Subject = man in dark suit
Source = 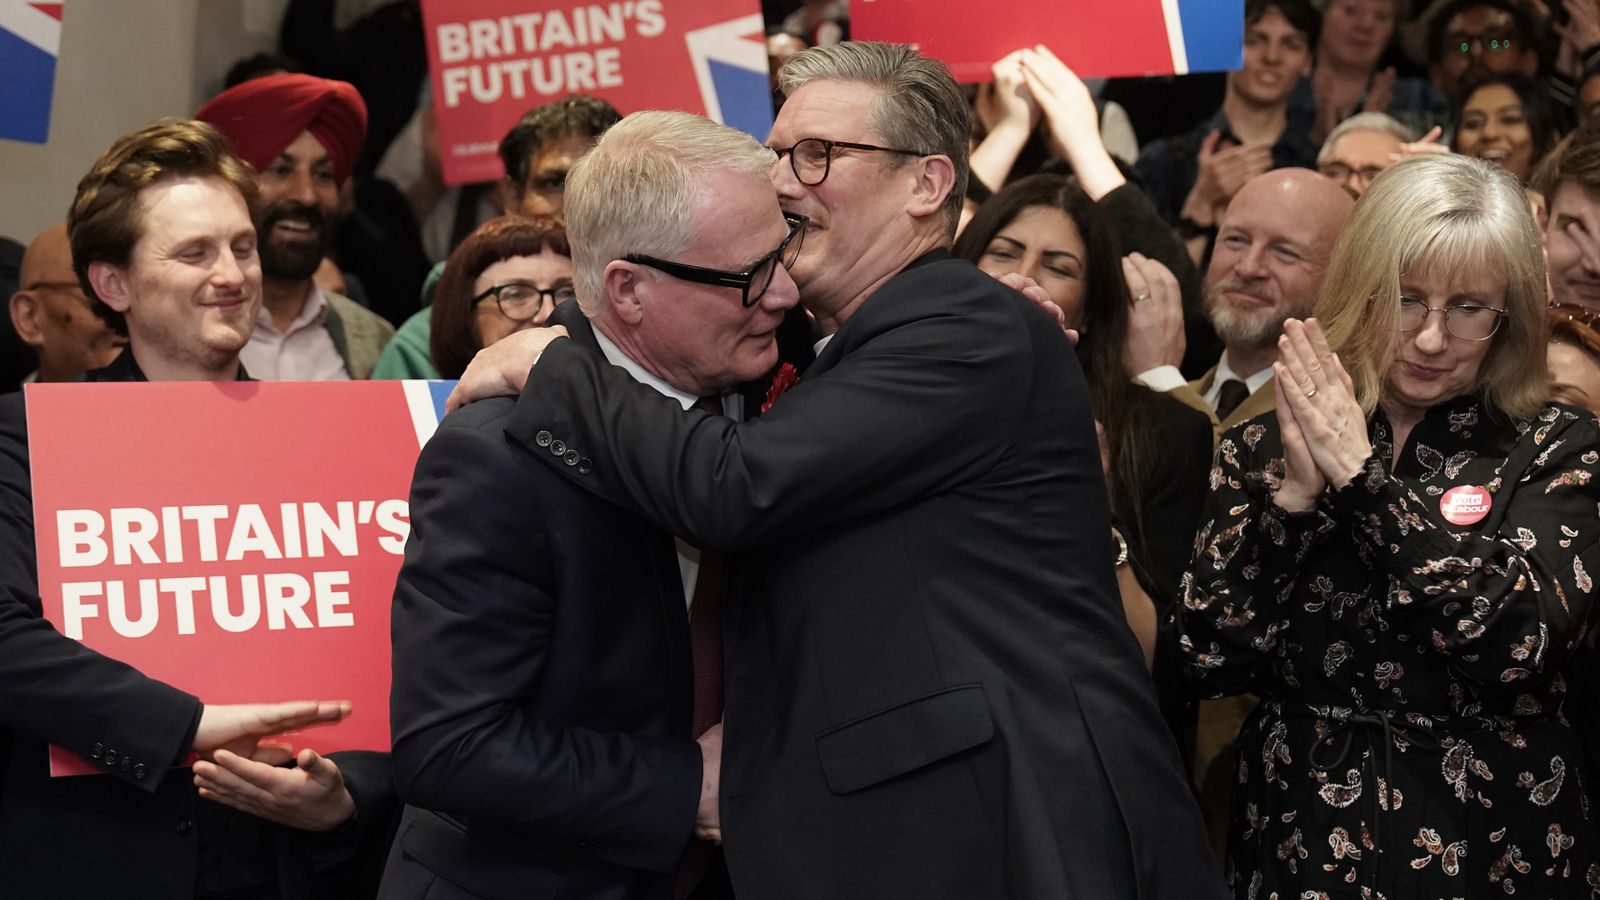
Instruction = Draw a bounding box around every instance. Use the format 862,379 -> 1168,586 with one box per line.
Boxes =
450,43 -> 1225,899
0,119 -> 394,898
379,110 -> 803,900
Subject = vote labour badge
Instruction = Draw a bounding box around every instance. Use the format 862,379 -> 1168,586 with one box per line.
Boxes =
1439,484 -> 1492,526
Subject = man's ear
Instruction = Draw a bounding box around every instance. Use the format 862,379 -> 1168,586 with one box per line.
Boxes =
8,292 -> 44,348
906,154 -> 956,220
87,261 -> 131,313
602,260 -> 648,325
1520,50 -> 1538,78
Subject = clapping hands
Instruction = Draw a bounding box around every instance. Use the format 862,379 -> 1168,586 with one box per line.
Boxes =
1271,319 -> 1372,511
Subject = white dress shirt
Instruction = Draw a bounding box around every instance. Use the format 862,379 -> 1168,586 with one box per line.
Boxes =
593,329 -> 739,608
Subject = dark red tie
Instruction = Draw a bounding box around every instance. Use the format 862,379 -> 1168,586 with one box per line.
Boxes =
675,397 -> 726,899
688,547 -> 724,740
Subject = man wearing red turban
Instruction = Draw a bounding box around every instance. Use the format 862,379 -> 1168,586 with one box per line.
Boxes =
198,73 -> 395,381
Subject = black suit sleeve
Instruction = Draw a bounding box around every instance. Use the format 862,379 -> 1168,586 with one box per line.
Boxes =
0,396 -> 200,791
505,279 -> 1034,550
389,419 -> 700,873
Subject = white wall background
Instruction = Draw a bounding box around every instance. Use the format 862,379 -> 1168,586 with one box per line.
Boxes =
0,0 -> 393,244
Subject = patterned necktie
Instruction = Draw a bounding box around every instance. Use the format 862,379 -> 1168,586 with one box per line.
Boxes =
1216,378 -> 1250,420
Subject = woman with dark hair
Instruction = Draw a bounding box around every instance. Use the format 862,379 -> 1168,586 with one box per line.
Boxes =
1452,72 -> 1563,185
429,216 -> 573,378
954,174 -> 1214,724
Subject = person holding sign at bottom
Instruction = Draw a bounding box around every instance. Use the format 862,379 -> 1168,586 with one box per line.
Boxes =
380,111 -> 799,900
0,120 -> 393,898
450,42 -> 1224,900
1175,154 -> 1600,898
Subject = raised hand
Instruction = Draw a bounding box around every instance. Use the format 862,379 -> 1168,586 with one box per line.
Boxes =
1273,318 -> 1371,490
1018,45 -> 1126,200
978,50 -> 1041,136
1184,132 -> 1271,226
1121,252 -> 1185,375
1363,66 -> 1397,114
1393,125 -> 1451,162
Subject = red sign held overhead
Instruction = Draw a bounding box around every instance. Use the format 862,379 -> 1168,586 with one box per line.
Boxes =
851,0 -> 1245,82
28,380 -> 451,775
420,0 -> 774,185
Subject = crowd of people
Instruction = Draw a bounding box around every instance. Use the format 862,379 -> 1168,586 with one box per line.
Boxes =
3,0 -> 1600,897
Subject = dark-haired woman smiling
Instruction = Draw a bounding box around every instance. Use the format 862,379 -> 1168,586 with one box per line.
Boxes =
955,174 -> 1213,710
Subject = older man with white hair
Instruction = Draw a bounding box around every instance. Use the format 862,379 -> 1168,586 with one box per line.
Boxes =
381,110 -> 801,900
1316,111 -> 1414,197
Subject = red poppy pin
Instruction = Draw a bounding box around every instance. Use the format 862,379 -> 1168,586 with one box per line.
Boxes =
761,362 -> 800,413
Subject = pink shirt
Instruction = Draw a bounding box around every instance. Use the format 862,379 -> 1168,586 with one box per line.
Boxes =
240,285 -> 350,381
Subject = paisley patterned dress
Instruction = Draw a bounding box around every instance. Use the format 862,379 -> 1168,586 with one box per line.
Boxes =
1176,396 -> 1600,899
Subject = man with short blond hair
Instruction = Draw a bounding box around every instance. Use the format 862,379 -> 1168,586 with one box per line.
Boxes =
382,110 -> 800,900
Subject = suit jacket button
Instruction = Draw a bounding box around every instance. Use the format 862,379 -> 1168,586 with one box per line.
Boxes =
89,742 -> 103,760
535,430 -> 552,447
176,818 -> 193,835
134,764 -> 147,780
103,750 -> 118,767
550,439 -> 566,456
578,458 -> 592,475
564,450 -> 580,466
121,757 -> 132,771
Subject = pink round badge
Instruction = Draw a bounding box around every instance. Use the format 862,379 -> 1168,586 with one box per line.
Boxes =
1439,485 -> 1492,526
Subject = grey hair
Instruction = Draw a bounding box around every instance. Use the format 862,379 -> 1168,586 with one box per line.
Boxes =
1317,112 -> 1417,165
563,110 -> 777,315
777,41 -> 969,234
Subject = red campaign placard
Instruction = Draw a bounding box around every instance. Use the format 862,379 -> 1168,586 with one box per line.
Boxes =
851,0 -> 1243,82
27,380 -> 449,775
421,0 -> 774,185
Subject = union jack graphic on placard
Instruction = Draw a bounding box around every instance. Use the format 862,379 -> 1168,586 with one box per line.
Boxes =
853,0 -> 1244,82
685,14 -> 772,146
0,1 -> 64,144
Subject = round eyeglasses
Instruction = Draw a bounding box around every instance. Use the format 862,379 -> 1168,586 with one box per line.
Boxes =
771,138 -> 931,187
473,282 -> 577,321
1398,296 -> 1507,341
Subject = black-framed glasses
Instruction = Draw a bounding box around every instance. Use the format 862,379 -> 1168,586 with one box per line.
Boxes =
472,281 -> 577,321
622,212 -> 808,308
772,138 -> 931,186
1398,296 -> 1507,341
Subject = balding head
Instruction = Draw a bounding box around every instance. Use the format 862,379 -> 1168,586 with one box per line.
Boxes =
10,223 -> 125,381
1204,169 -> 1355,360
